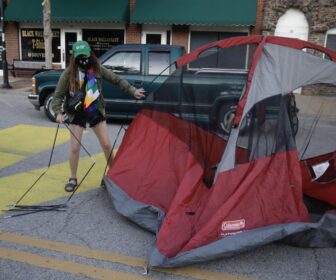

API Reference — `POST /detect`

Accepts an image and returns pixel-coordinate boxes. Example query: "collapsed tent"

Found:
[104,35,336,267]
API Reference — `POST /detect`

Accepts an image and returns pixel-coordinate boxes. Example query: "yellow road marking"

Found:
[0,124,69,169]
[0,153,106,211]
[0,231,254,280]
[0,124,254,280]
[0,246,151,280]
[0,151,25,169]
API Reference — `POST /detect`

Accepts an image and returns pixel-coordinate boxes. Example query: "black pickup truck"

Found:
[28,43,296,135]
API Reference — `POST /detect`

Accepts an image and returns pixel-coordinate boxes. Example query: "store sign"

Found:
[21,28,61,62]
[83,29,124,58]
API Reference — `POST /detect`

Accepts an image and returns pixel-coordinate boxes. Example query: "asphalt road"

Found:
[0,83,335,280]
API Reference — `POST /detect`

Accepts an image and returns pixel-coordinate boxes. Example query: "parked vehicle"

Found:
[28,44,184,122]
[28,43,298,135]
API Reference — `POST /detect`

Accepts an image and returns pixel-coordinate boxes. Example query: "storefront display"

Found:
[21,28,61,62]
[82,29,124,58]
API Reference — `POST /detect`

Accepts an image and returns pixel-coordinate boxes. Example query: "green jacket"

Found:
[52,63,136,122]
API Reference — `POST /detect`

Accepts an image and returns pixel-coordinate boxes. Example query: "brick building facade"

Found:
[262,0,336,46]
[1,0,336,96]
[262,0,336,95]
[2,0,258,72]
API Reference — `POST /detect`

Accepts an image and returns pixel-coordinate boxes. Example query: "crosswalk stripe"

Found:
[0,153,105,212]
[0,151,25,169]
[0,124,254,280]
[0,124,69,169]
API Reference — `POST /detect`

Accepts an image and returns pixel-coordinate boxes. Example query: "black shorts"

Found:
[70,110,105,128]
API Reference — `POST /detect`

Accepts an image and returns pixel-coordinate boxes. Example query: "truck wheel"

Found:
[216,103,236,134]
[216,103,251,135]
[288,94,299,136]
[290,113,299,136]
[44,93,56,122]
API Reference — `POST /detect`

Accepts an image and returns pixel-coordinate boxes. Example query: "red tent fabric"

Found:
[104,35,336,267]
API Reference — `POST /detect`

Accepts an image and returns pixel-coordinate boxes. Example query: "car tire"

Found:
[44,93,56,122]
[216,102,251,135]
[288,95,299,136]
[216,102,236,134]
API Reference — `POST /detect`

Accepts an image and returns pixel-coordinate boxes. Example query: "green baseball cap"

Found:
[72,40,91,57]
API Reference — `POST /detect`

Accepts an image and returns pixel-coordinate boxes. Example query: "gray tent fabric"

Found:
[149,212,336,267]
[104,173,336,268]
[245,44,336,117]
[104,175,336,268]
[216,43,336,175]
[105,179,165,234]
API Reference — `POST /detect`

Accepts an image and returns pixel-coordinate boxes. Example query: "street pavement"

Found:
[0,77,335,280]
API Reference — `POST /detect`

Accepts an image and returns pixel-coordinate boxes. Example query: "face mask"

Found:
[77,56,92,69]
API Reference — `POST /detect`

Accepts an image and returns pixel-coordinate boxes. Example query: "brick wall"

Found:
[5,22,19,65]
[126,24,141,44]
[172,25,189,52]
[263,0,336,34]
[126,0,141,43]
[252,0,264,35]
[262,0,336,96]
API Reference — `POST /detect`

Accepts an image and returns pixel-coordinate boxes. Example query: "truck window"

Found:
[102,51,141,74]
[189,31,248,70]
[189,45,248,70]
[148,51,170,75]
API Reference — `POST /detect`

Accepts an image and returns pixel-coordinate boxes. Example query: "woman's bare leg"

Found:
[69,124,84,178]
[92,121,113,166]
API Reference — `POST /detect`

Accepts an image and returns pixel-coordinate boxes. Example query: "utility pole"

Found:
[42,0,52,69]
[1,0,11,88]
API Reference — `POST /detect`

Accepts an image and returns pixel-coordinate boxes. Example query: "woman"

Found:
[52,40,145,192]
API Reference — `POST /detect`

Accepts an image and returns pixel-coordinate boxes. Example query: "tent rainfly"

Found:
[104,35,336,267]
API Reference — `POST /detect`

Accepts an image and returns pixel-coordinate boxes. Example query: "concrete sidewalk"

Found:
[295,94,336,118]
[0,77,32,94]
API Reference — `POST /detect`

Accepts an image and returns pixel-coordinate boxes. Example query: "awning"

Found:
[5,0,129,23]
[131,0,257,26]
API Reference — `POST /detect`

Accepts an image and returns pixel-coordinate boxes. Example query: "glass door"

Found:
[61,30,81,68]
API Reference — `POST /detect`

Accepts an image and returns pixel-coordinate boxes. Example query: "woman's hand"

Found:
[134,88,146,99]
[56,114,65,124]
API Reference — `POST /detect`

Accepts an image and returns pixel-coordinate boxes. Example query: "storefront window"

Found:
[20,28,60,62]
[190,31,248,70]
[146,34,161,44]
[83,29,124,58]
[325,30,336,60]
[326,34,336,51]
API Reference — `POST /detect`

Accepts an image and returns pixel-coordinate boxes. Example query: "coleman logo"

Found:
[221,219,245,231]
